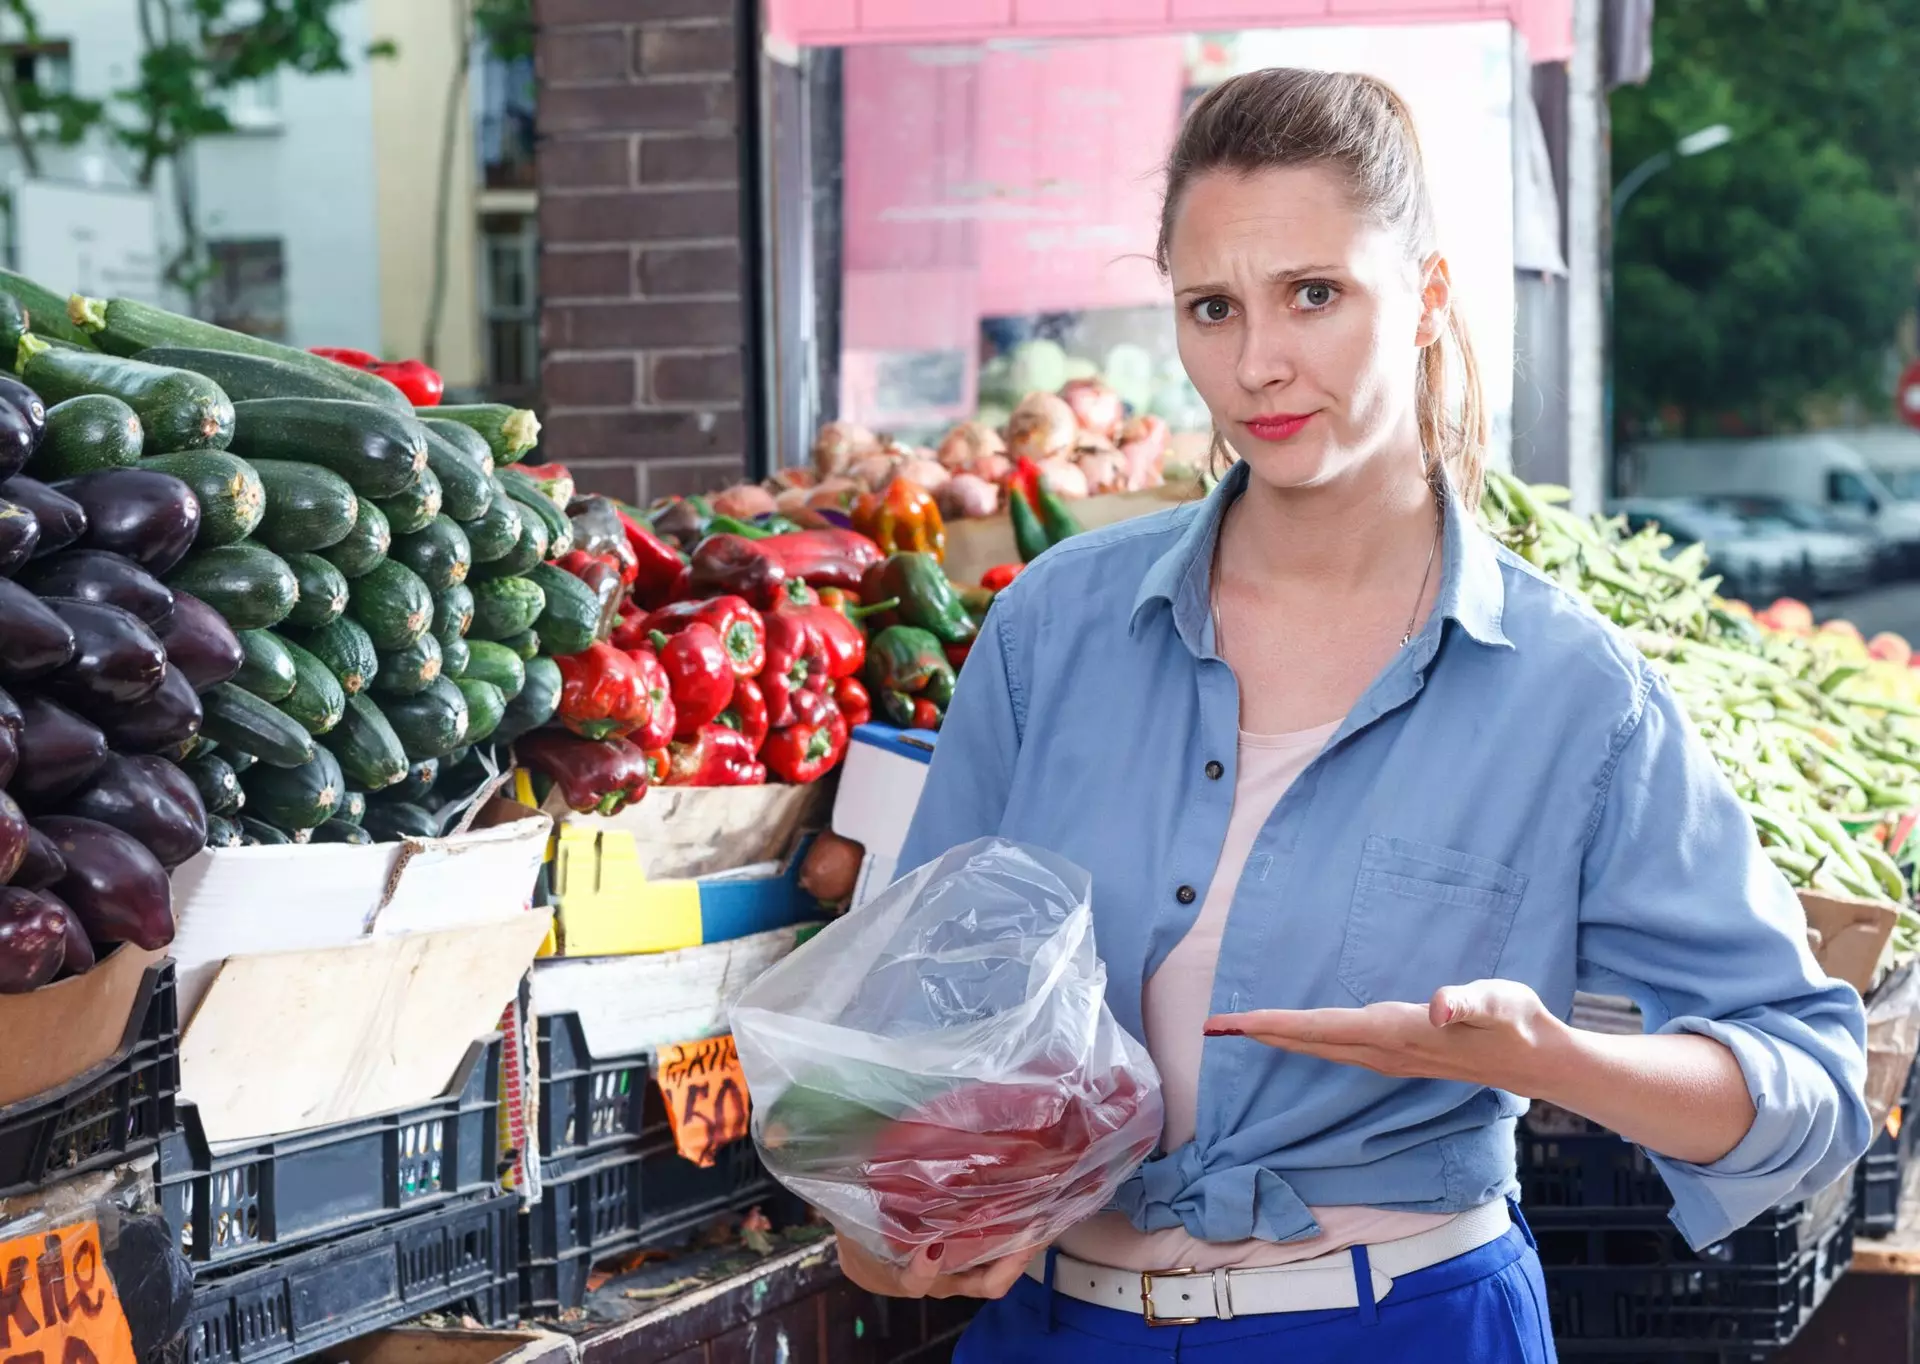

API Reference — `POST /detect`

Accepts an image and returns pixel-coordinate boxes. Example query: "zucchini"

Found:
[391,515,471,592]
[494,655,561,744]
[311,818,374,846]
[459,495,521,565]
[200,682,316,767]
[0,271,97,348]
[421,424,494,521]
[181,751,243,816]
[349,558,435,651]
[319,692,409,791]
[31,395,143,477]
[18,335,233,452]
[322,498,391,579]
[375,466,442,534]
[292,615,378,695]
[423,404,540,463]
[526,562,601,657]
[362,802,441,842]
[228,397,427,497]
[501,629,540,662]
[233,629,297,701]
[248,459,360,554]
[440,633,470,679]
[463,640,526,700]
[283,552,350,629]
[382,757,438,805]
[241,745,344,829]
[373,632,444,698]
[468,576,545,642]
[239,817,291,846]
[432,584,474,644]
[226,749,257,774]
[68,295,411,412]
[0,294,27,364]
[499,469,573,556]
[279,637,348,735]
[338,790,367,825]
[167,542,299,630]
[204,814,243,848]
[383,677,470,761]
[469,494,547,579]
[135,346,380,406]
[455,679,506,744]
[142,451,265,546]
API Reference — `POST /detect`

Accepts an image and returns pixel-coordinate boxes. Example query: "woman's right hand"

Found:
[834,1231,1034,1300]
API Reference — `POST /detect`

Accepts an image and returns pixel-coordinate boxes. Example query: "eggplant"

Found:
[44,598,167,709]
[37,890,95,977]
[158,590,243,692]
[0,791,24,883]
[19,549,173,627]
[57,469,201,575]
[0,376,48,442]
[62,753,208,870]
[0,578,76,682]
[0,685,16,789]
[99,665,202,753]
[0,887,66,993]
[12,695,108,807]
[0,498,37,575]
[0,393,44,484]
[35,816,172,950]
[11,826,65,890]
[0,476,83,557]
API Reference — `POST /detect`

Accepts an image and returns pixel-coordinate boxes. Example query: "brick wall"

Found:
[535,0,753,504]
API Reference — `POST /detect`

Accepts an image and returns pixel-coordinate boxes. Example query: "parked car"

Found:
[1694,495,1880,597]
[1607,497,1809,605]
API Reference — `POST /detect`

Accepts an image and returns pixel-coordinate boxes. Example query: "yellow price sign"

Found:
[0,1221,136,1364]
[656,1035,751,1169]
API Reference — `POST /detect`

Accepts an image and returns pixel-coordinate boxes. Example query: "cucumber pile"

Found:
[2,281,555,846]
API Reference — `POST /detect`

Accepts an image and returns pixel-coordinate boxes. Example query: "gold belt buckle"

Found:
[1142,1266,1203,1327]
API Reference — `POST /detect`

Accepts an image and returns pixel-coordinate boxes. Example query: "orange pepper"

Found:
[853,479,947,562]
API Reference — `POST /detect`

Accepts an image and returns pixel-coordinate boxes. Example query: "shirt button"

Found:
[1205,760,1224,780]
[1176,885,1197,905]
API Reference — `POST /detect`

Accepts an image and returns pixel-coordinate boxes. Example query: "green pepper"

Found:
[957,585,995,625]
[1008,486,1050,563]
[865,624,956,728]
[860,553,978,646]
[1035,477,1083,546]
[707,513,773,541]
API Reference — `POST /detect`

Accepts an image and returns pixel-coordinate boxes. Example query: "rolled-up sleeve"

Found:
[1576,667,1871,1248]
[897,590,1026,873]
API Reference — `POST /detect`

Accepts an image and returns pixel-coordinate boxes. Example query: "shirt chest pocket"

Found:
[1337,836,1528,1006]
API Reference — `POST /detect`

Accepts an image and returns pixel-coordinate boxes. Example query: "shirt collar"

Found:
[1129,459,1513,653]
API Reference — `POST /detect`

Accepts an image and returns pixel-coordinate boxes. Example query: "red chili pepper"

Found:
[690,533,786,610]
[834,676,872,729]
[554,642,652,741]
[759,610,831,729]
[1010,457,1045,511]
[718,675,770,752]
[642,596,767,679]
[911,697,942,731]
[516,731,650,814]
[763,701,850,784]
[648,625,735,739]
[618,509,692,612]
[371,358,444,407]
[308,346,380,369]
[628,645,677,750]
[667,724,767,786]
[756,529,885,592]
[980,564,1024,593]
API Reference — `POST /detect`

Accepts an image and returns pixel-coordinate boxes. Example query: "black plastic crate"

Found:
[157,1034,505,1268]
[183,1191,519,1364]
[535,1012,665,1166]
[0,962,179,1198]
[520,1135,775,1316]
[1856,1053,1920,1239]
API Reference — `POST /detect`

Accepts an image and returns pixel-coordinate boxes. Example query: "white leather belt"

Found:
[1025,1200,1512,1325]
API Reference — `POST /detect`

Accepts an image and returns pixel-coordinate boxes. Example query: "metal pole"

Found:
[1566,0,1607,514]
[1611,149,1674,229]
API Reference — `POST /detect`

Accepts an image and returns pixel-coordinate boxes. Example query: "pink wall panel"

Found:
[1168,0,1329,21]
[1013,0,1170,25]
[857,0,1013,31]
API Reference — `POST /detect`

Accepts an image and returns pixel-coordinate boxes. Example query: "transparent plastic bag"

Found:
[730,837,1163,1273]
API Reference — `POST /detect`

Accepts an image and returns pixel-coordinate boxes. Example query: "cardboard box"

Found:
[0,945,165,1109]
[1799,889,1900,997]
[341,1330,577,1364]
[832,724,936,911]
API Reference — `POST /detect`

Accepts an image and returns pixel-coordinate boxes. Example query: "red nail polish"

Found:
[927,1243,944,1262]
[1203,1027,1242,1037]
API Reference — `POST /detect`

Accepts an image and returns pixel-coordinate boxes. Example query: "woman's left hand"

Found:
[1205,979,1569,1097]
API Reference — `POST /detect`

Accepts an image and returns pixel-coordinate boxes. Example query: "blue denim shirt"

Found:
[899,461,1871,1251]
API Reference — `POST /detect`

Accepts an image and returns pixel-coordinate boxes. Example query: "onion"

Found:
[806,477,861,510]
[896,457,950,493]
[938,473,1000,520]
[1060,377,1125,442]
[967,452,1014,485]
[775,486,814,517]
[937,421,1006,471]
[1005,392,1078,463]
[1119,414,1171,491]
[1036,456,1090,500]
[849,453,900,491]
[1076,451,1129,496]
[800,832,866,908]
[812,420,879,478]
[712,484,778,520]
[767,467,816,492]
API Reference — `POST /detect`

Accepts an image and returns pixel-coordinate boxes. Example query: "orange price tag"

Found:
[656,1035,752,1169]
[0,1221,135,1364]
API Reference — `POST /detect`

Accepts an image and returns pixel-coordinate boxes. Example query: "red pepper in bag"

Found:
[760,611,831,728]
[757,529,884,592]
[618,510,692,610]
[642,596,767,678]
[763,702,849,784]
[371,359,444,407]
[648,625,734,739]
[667,724,767,786]
[516,731,650,814]
[719,675,770,752]
[628,646,676,750]
[555,642,652,740]
[834,677,872,728]
[690,534,785,610]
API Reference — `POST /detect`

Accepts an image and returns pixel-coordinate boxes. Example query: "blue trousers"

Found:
[952,1210,1557,1363]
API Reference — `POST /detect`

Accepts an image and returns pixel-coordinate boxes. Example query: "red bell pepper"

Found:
[309,346,381,369]
[516,731,650,815]
[648,625,734,739]
[556,549,626,641]
[642,596,767,679]
[980,564,1024,593]
[759,610,830,729]
[945,641,972,672]
[763,702,849,785]
[718,675,770,752]
[554,642,652,741]
[690,534,786,610]
[372,359,444,407]
[644,747,670,785]
[628,645,676,750]
[834,677,872,728]
[756,530,884,592]
[667,724,767,786]
[618,509,692,611]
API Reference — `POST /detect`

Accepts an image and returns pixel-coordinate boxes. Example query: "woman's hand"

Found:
[834,1232,1035,1301]
[1204,979,1567,1095]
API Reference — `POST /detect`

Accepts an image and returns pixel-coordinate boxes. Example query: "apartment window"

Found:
[478,53,536,191]
[481,214,538,402]
[206,239,287,339]
[2,40,75,139]
[205,30,284,131]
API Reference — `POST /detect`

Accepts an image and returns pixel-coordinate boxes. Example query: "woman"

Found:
[837,68,1870,1361]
